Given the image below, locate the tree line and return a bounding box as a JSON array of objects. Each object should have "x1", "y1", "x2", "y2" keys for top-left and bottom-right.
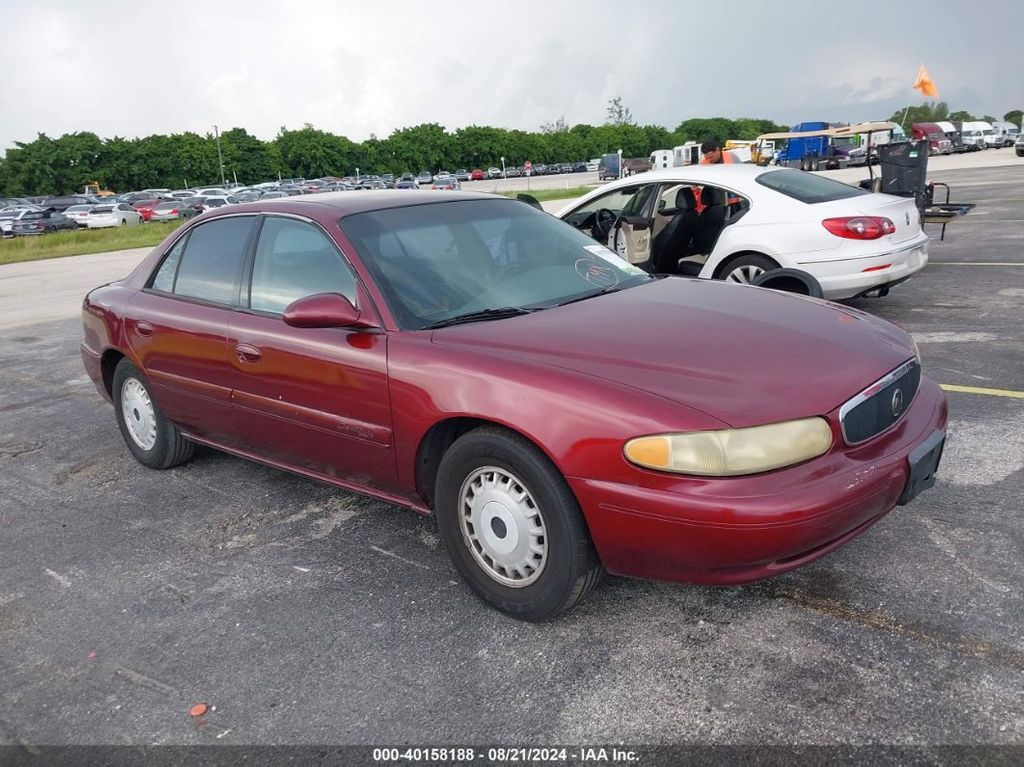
[
  {"x1": 889, "y1": 102, "x2": 1022, "y2": 131},
  {"x1": 0, "y1": 116, "x2": 787, "y2": 197}
]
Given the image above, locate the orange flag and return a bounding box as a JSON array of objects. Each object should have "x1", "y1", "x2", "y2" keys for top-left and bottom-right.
[{"x1": 913, "y1": 64, "x2": 939, "y2": 98}]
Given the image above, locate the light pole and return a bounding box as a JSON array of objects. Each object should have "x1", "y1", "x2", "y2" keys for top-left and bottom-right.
[
  {"x1": 213, "y1": 125, "x2": 226, "y2": 187},
  {"x1": 500, "y1": 155, "x2": 506, "y2": 179}
]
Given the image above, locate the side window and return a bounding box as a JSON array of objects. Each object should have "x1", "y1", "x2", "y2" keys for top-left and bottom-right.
[
  {"x1": 249, "y1": 217, "x2": 357, "y2": 314},
  {"x1": 174, "y1": 217, "x2": 255, "y2": 304},
  {"x1": 621, "y1": 185, "x2": 657, "y2": 217},
  {"x1": 151, "y1": 235, "x2": 188, "y2": 293},
  {"x1": 569, "y1": 186, "x2": 644, "y2": 220}
]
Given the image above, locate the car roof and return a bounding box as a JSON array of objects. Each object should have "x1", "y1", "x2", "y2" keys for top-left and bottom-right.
[{"x1": 203, "y1": 190, "x2": 502, "y2": 219}]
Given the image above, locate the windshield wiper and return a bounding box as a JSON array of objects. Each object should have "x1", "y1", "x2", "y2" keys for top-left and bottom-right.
[
  {"x1": 423, "y1": 307, "x2": 535, "y2": 329},
  {"x1": 549, "y1": 286, "x2": 622, "y2": 308}
]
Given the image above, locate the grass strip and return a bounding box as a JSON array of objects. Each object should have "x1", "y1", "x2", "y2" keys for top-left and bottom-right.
[{"x1": 0, "y1": 221, "x2": 183, "y2": 265}]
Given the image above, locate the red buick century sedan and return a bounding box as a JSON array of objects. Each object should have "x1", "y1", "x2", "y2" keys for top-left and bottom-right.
[{"x1": 81, "y1": 191, "x2": 947, "y2": 620}]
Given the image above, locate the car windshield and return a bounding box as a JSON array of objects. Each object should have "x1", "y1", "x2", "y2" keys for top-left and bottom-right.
[
  {"x1": 756, "y1": 168, "x2": 868, "y2": 204},
  {"x1": 156, "y1": 203, "x2": 176, "y2": 210},
  {"x1": 91, "y1": 206, "x2": 114, "y2": 213},
  {"x1": 66, "y1": 205, "x2": 92, "y2": 212},
  {"x1": 340, "y1": 199, "x2": 652, "y2": 330}
]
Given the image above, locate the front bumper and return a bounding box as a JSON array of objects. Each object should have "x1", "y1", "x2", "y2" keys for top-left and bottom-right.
[{"x1": 568, "y1": 377, "x2": 947, "y2": 585}]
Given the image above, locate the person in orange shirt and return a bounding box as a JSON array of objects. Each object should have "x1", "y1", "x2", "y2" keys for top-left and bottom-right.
[{"x1": 699, "y1": 138, "x2": 739, "y2": 164}]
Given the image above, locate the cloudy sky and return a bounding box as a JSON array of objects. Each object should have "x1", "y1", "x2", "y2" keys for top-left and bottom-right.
[{"x1": 2, "y1": 0, "x2": 1019, "y2": 153}]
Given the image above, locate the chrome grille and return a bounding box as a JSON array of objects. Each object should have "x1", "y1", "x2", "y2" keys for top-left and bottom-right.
[{"x1": 840, "y1": 360, "x2": 920, "y2": 445}]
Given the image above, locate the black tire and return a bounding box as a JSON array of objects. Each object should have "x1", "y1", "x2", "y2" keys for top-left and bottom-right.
[
  {"x1": 112, "y1": 359, "x2": 194, "y2": 469},
  {"x1": 718, "y1": 253, "x2": 780, "y2": 285},
  {"x1": 750, "y1": 267, "x2": 824, "y2": 298},
  {"x1": 434, "y1": 427, "x2": 603, "y2": 621},
  {"x1": 120, "y1": 219, "x2": 127, "y2": 226}
]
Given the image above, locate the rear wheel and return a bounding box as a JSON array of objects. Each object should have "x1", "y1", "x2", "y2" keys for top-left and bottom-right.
[
  {"x1": 719, "y1": 253, "x2": 779, "y2": 285},
  {"x1": 112, "y1": 360, "x2": 194, "y2": 469},
  {"x1": 434, "y1": 427, "x2": 603, "y2": 621}
]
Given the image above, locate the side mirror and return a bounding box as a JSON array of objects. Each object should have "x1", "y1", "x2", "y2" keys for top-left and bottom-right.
[
  {"x1": 282, "y1": 293, "x2": 378, "y2": 329},
  {"x1": 516, "y1": 193, "x2": 543, "y2": 211}
]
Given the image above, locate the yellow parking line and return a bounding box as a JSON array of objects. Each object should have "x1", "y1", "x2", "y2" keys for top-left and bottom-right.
[{"x1": 940, "y1": 384, "x2": 1024, "y2": 399}]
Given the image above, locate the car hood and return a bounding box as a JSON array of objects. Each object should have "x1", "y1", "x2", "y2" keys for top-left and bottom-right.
[{"x1": 430, "y1": 278, "x2": 915, "y2": 428}]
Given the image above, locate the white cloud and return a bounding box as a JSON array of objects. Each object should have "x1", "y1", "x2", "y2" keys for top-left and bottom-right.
[{"x1": 1, "y1": 0, "x2": 1020, "y2": 153}]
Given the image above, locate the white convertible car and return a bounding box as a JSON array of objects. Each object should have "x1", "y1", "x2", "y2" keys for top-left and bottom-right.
[{"x1": 557, "y1": 165, "x2": 929, "y2": 300}]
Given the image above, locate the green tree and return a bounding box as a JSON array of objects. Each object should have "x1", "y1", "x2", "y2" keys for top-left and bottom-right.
[
  {"x1": 948, "y1": 110, "x2": 974, "y2": 122},
  {"x1": 540, "y1": 116, "x2": 569, "y2": 134},
  {"x1": 1003, "y1": 109, "x2": 1022, "y2": 127},
  {"x1": 889, "y1": 101, "x2": 949, "y2": 130},
  {"x1": 605, "y1": 97, "x2": 633, "y2": 126}
]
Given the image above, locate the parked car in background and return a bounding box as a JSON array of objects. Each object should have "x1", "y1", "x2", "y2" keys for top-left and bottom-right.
[
  {"x1": 558, "y1": 164, "x2": 929, "y2": 300},
  {"x1": 1016, "y1": 133, "x2": 1024, "y2": 157},
  {"x1": 470, "y1": 168, "x2": 485, "y2": 180},
  {"x1": 0, "y1": 197, "x2": 36, "y2": 209},
  {"x1": 487, "y1": 167, "x2": 503, "y2": 179},
  {"x1": 0, "y1": 208, "x2": 43, "y2": 237},
  {"x1": 11, "y1": 208, "x2": 78, "y2": 235},
  {"x1": 587, "y1": 158, "x2": 601, "y2": 172},
  {"x1": 431, "y1": 177, "x2": 461, "y2": 190},
  {"x1": 416, "y1": 171, "x2": 433, "y2": 185},
  {"x1": 63, "y1": 204, "x2": 96, "y2": 227},
  {"x1": 80, "y1": 191, "x2": 947, "y2": 620},
  {"x1": 196, "y1": 196, "x2": 238, "y2": 212},
  {"x1": 148, "y1": 201, "x2": 195, "y2": 222},
  {"x1": 132, "y1": 199, "x2": 164, "y2": 221},
  {"x1": 395, "y1": 180, "x2": 418, "y2": 190},
  {"x1": 454, "y1": 169, "x2": 470, "y2": 182},
  {"x1": 86, "y1": 203, "x2": 144, "y2": 228},
  {"x1": 41, "y1": 195, "x2": 93, "y2": 212},
  {"x1": 598, "y1": 153, "x2": 621, "y2": 180}
]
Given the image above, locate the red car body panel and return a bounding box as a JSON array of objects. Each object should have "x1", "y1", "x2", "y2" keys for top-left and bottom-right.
[{"x1": 81, "y1": 192, "x2": 947, "y2": 586}]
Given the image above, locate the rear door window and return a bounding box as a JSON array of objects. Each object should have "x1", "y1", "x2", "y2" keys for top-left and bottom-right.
[{"x1": 170, "y1": 217, "x2": 256, "y2": 304}]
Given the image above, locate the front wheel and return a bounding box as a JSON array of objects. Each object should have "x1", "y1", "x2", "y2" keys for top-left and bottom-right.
[
  {"x1": 434, "y1": 427, "x2": 603, "y2": 621},
  {"x1": 112, "y1": 359, "x2": 194, "y2": 469}
]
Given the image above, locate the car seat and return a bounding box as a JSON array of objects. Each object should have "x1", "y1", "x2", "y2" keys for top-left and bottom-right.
[
  {"x1": 651, "y1": 187, "x2": 698, "y2": 274},
  {"x1": 690, "y1": 186, "x2": 728, "y2": 256}
]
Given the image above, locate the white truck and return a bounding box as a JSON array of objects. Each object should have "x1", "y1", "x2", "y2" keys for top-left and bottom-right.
[
  {"x1": 991, "y1": 121, "x2": 1020, "y2": 147},
  {"x1": 959, "y1": 121, "x2": 991, "y2": 150},
  {"x1": 649, "y1": 149, "x2": 673, "y2": 170}
]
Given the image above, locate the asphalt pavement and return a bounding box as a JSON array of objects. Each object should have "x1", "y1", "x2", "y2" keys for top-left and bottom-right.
[{"x1": 0, "y1": 164, "x2": 1021, "y2": 751}]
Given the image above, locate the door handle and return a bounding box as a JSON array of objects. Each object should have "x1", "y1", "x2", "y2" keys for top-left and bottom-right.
[
  {"x1": 136, "y1": 321, "x2": 154, "y2": 336},
  {"x1": 235, "y1": 343, "x2": 262, "y2": 363}
]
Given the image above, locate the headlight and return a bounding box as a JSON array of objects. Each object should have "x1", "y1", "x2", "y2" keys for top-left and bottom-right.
[{"x1": 623, "y1": 418, "x2": 833, "y2": 477}]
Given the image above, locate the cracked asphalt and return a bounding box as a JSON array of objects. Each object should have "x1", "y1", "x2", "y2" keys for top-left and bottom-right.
[{"x1": 0, "y1": 164, "x2": 1021, "y2": 750}]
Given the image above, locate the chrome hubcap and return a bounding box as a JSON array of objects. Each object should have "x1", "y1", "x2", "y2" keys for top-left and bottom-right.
[
  {"x1": 458, "y1": 466, "x2": 547, "y2": 587},
  {"x1": 726, "y1": 264, "x2": 766, "y2": 284},
  {"x1": 121, "y1": 378, "x2": 157, "y2": 451}
]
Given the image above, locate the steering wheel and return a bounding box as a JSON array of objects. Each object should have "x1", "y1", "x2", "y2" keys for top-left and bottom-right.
[{"x1": 591, "y1": 208, "x2": 618, "y2": 243}]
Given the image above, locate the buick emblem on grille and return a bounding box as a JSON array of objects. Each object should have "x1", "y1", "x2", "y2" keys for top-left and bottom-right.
[{"x1": 891, "y1": 388, "x2": 904, "y2": 416}]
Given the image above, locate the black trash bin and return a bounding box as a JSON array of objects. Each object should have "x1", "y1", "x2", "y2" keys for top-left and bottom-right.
[{"x1": 877, "y1": 140, "x2": 931, "y2": 213}]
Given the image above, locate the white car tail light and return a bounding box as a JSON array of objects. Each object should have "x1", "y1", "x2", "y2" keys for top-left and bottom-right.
[{"x1": 822, "y1": 216, "x2": 896, "y2": 240}]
